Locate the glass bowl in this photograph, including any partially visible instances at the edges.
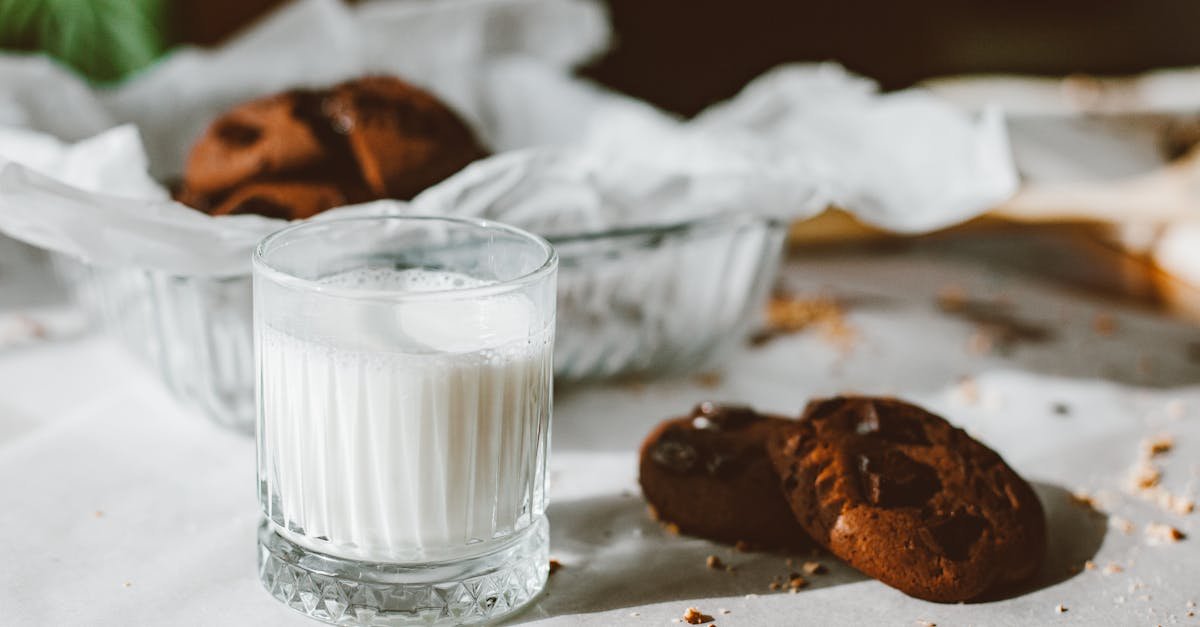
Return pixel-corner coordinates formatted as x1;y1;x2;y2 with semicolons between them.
551;213;785;380
61;213;785;432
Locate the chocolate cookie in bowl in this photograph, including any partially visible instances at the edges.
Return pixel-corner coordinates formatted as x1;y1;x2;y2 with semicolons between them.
638;403;813;551
208;181;353;219
768;396;1046;603
176;75;488;219
180;90;332;202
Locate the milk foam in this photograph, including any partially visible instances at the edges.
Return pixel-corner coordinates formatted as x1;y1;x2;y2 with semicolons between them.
307;268;539;354
319;266;493;292
258;267;553;562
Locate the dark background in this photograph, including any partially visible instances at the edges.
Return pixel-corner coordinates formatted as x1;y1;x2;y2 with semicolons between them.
176;0;1200;115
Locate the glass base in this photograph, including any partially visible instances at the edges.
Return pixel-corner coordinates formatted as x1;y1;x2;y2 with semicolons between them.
257;517;548;626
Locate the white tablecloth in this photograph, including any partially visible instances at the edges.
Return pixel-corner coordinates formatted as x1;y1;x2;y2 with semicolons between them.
3;233;1199;626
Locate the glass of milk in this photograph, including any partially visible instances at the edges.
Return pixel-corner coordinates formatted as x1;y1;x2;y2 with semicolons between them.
252;216;556;625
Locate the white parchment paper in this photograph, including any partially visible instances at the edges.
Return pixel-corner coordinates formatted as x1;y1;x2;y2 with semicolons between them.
3;237;1198;626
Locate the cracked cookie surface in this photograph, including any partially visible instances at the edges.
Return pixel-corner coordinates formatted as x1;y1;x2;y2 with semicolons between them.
639;403;812;550
768;396;1045;602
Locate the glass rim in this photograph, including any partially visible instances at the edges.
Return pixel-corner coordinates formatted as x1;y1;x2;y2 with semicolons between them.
546;211;784;245
252;215;557;302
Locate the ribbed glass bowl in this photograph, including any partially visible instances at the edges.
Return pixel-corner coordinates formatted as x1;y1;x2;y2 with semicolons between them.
58;213;785;432
550;214;785;380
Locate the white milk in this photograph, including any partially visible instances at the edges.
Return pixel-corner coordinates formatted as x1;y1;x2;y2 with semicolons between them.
257;268;553;562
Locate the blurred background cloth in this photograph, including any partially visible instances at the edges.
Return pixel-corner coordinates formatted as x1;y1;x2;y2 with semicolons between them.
6;0;1200;109
4;0;1200;321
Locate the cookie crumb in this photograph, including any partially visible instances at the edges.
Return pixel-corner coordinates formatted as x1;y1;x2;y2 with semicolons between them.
755;293;858;351
548;559;563;575
802;561;827;575
693;372;723;388
93;510;104;518
123;581;132;589
768;581;782;591
665;522;681;535
967;330;994;355
0;313;47;348
706;555;725;570
1142;434;1175;457
1070;490;1097;509
787;575;808;592
734;540;751;552
936;285;967;311
682;607;714;625
1055;603;1068;614
1145;522;1186;544
1093;313;1118;336
915;622;937;627
1084;560;1096;570
1102;562;1124;575
1130;462;1162;490
939;296;1053;355
1135;353;1155;376
956;376;980;405
1148;488;1195;516
1170;495;1195;515
1111;515;1135;534
1187;600;1196;608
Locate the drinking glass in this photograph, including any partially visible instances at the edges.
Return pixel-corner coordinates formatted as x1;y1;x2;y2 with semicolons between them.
252;216;556;625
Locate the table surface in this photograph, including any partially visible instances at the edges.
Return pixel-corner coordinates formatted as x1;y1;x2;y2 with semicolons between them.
3;232;1199;627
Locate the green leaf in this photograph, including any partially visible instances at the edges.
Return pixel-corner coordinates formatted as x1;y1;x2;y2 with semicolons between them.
0;0;170;83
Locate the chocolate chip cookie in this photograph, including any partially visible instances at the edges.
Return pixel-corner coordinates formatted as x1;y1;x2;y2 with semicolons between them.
179;76;487;219
639;403;812;550
768;396;1045;602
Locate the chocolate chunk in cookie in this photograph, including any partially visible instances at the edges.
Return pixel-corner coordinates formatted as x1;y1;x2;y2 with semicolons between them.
325;76;488;200
209;181;359;221
639;403;812;550
183;92;329;198
768;396;1045;602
